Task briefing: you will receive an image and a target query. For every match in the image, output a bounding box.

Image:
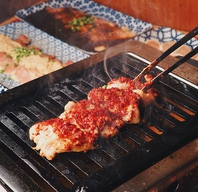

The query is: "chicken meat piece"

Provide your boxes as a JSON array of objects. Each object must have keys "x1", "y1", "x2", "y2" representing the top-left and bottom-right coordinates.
[
  {"x1": 88, "y1": 87, "x2": 141, "y2": 124},
  {"x1": 29, "y1": 98, "x2": 124, "y2": 159},
  {"x1": 29, "y1": 114, "x2": 98, "y2": 160},
  {"x1": 29, "y1": 76, "x2": 155, "y2": 160},
  {"x1": 60, "y1": 99, "x2": 124, "y2": 138},
  {"x1": 106, "y1": 77, "x2": 155, "y2": 104}
]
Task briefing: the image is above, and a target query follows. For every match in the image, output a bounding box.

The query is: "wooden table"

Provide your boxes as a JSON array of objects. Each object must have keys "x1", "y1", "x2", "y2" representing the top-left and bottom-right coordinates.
[
  {"x1": 94, "y1": 0, "x2": 198, "y2": 32},
  {"x1": 0, "y1": 0, "x2": 41, "y2": 23}
]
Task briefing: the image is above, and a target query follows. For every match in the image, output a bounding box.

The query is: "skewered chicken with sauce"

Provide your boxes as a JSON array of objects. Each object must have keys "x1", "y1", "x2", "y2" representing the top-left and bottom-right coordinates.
[{"x1": 29, "y1": 76, "x2": 155, "y2": 160}]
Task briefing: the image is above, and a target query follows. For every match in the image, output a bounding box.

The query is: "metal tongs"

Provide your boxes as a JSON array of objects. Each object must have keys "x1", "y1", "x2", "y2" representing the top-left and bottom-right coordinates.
[{"x1": 134, "y1": 26, "x2": 198, "y2": 91}]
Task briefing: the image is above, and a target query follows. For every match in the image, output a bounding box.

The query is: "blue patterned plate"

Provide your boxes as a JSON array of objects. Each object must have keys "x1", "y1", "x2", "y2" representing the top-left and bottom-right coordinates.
[
  {"x1": 135, "y1": 26, "x2": 198, "y2": 50},
  {"x1": 0, "y1": 84, "x2": 7, "y2": 94},
  {"x1": 0, "y1": 22, "x2": 89, "y2": 93},
  {"x1": 16, "y1": 0, "x2": 152, "y2": 53}
]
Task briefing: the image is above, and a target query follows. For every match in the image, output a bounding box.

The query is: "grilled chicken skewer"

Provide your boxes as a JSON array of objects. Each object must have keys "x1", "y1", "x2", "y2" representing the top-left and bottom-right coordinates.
[{"x1": 29, "y1": 76, "x2": 153, "y2": 160}]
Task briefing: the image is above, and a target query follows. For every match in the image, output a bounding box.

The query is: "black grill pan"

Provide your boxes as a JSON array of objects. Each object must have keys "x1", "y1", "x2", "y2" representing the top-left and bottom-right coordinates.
[{"x1": 0, "y1": 41, "x2": 197, "y2": 192}]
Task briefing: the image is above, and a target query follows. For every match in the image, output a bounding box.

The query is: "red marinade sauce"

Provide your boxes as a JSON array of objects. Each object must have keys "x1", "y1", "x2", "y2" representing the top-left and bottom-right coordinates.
[
  {"x1": 88, "y1": 87, "x2": 140, "y2": 120},
  {"x1": 41, "y1": 117, "x2": 96, "y2": 145},
  {"x1": 38, "y1": 77, "x2": 141, "y2": 143}
]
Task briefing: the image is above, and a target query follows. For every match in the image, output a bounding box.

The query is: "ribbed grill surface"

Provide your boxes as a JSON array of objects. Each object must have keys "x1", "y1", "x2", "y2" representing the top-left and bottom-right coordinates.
[{"x1": 0, "y1": 53, "x2": 197, "y2": 192}]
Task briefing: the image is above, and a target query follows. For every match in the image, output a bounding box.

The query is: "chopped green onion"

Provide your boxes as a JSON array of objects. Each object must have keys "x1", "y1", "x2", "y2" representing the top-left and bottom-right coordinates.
[
  {"x1": 6, "y1": 54, "x2": 12, "y2": 59},
  {"x1": 13, "y1": 47, "x2": 42, "y2": 63},
  {"x1": 0, "y1": 69, "x2": 5, "y2": 74},
  {"x1": 68, "y1": 16, "x2": 94, "y2": 31}
]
